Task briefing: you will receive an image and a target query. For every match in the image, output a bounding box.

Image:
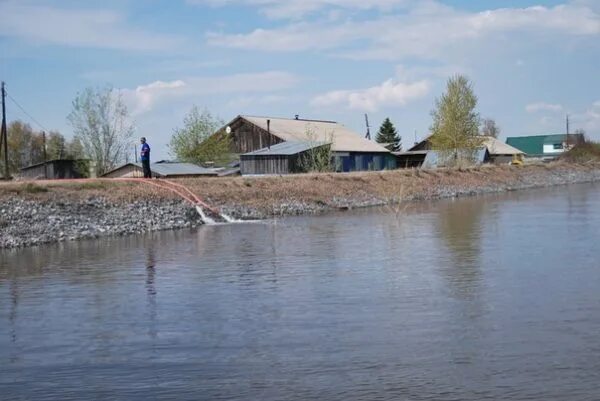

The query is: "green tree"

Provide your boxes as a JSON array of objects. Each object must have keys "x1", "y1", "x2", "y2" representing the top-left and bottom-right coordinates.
[
  {"x1": 66, "y1": 137, "x2": 85, "y2": 159},
  {"x1": 6, "y1": 121, "x2": 38, "y2": 173},
  {"x1": 430, "y1": 75, "x2": 482, "y2": 165},
  {"x1": 46, "y1": 131, "x2": 67, "y2": 159},
  {"x1": 169, "y1": 106, "x2": 231, "y2": 165},
  {"x1": 480, "y1": 118, "x2": 500, "y2": 138},
  {"x1": 375, "y1": 117, "x2": 401, "y2": 151},
  {"x1": 67, "y1": 86, "x2": 134, "y2": 175}
]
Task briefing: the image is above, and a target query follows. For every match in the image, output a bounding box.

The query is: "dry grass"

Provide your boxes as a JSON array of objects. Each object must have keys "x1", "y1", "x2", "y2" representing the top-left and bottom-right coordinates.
[{"x1": 1, "y1": 162, "x2": 599, "y2": 214}]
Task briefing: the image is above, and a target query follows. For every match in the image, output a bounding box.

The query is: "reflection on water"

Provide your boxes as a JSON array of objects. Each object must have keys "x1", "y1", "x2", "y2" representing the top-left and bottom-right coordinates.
[
  {"x1": 2, "y1": 184, "x2": 600, "y2": 400},
  {"x1": 436, "y1": 197, "x2": 486, "y2": 300}
]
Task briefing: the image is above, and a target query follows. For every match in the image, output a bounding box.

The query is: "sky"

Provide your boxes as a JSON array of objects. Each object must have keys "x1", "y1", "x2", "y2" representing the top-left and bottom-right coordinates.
[{"x1": 1, "y1": 0, "x2": 599, "y2": 160}]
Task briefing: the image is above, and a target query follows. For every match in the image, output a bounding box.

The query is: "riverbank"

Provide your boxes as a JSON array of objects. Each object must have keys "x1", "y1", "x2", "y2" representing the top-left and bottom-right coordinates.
[{"x1": 2, "y1": 162, "x2": 600, "y2": 249}]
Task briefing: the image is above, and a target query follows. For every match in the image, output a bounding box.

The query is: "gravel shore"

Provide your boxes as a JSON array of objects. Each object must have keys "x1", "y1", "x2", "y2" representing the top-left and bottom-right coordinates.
[
  {"x1": 2, "y1": 163, "x2": 600, "y2": 249},
  {"x1": 0, "y1": 198, "x2": 202, "y2": 249}
]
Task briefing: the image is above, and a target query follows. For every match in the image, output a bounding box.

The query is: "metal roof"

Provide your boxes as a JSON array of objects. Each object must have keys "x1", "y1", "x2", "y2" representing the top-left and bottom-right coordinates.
[
  {"x1": 102, "y1": 162, "x2": 221, "y2": 177},
  {"x1": 481, "y1": 136, "x2": 524, "y2": 155},
  {"x1": 393, "y1": 150, "x2": 429, "y2": 156},
  {"x1": 238, "y1": 116, "x2": 391, "y2": 153},
  {"x1": 20, "y1": 159, "x2": 83, "y2": 171},
  {"x1": 409, "y1": 134, "x2": 523, "y2": 156},
  {"x1": 242, "y1": 141, "x2": 330, "y2": 156},
  {"x1": 150, "y1": 162, "x2": 220, "y2": 176}
]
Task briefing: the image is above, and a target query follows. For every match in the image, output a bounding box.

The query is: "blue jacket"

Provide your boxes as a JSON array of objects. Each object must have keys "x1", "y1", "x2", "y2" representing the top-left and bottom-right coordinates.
[{"x1": 141, "y1": 143, "x2": 150, "y2": 161}]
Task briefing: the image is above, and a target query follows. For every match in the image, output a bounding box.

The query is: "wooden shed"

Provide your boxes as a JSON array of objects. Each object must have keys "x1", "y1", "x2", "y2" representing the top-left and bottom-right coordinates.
[
  {"x1": 240, "y1": 141, "x2": 330, "y2": 175},
  {"x1": 19, "y1": 159, "x2": 87, "y2": 179}
]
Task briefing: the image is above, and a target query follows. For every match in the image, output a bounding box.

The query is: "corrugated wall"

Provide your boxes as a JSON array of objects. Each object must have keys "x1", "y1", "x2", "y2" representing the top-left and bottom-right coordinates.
[{"x1": 241, "y1": 155, "x2": 291, "y2": 175}]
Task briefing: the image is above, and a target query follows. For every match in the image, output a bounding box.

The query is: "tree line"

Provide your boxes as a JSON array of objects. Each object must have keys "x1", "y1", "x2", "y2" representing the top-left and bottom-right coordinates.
[
  {"x1": 6, "y1": 75, "x2": 584, "y2": 176},
  {"x1": 5, "y1": 121, "x2": 84, "y2": 174}
]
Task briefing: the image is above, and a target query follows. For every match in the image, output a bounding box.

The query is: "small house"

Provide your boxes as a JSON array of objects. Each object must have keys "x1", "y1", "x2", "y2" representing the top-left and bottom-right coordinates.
[
  {"x1": 222, "y1": 115, "x2": 396, "y2": 174},
  {"x1": 395, "y1": 135, "x2": 523, "y2": 167}
]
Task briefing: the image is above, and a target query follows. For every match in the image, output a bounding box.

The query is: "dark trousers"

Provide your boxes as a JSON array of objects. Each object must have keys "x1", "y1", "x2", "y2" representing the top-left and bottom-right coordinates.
[{"x1": 142, "y1": 159, "x2": 151, "y2": 178}]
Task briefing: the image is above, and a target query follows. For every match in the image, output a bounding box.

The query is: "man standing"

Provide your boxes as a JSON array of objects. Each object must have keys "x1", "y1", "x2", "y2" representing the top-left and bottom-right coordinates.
[{"x1": 140, "y1": 137, "x2": 151, "y2": 178}]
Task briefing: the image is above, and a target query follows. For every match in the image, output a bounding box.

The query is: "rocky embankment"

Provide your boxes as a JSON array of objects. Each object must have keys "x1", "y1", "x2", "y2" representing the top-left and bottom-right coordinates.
[
  {"x1": 0, "y1": 198, "x2": 202, "y2": 249},
  {"x1": 2, "y1": 163, "x2": 600, "y2": 249}
]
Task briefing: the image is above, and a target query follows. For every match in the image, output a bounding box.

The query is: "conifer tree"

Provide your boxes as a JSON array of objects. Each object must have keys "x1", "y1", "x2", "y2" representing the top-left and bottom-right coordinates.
[{"x1": 375, "y1": 117, "x2": 401, "y2": 152}]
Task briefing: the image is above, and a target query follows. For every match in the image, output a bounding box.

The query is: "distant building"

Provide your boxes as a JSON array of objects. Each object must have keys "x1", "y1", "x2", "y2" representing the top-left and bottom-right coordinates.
[
  {"x1": 222, "y1": 115, "x2": 396, "y2": 174},
  {"x1": 395, "y1": 135, "x2": 523, "y2": 167},
  {"x1": 102, "y1": 162, "x2": 227, "y2": 178},
  {"x1": 506, "y1": 134, "x2": 585, "y2": 158},
  {"x1": 19, "y1": 159, "x2": 88, "y2": 179}
]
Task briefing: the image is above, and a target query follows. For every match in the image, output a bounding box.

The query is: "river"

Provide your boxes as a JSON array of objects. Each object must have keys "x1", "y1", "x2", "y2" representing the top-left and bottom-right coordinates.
[{"x1": 2, "y1": 183, "x2": 600, "y2": 400}]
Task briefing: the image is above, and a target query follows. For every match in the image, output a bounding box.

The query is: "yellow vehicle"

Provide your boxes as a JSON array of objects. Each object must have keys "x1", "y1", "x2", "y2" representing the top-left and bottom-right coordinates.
[{"x1": 511, "y1": 154, "x2": 524, "y2": 166}]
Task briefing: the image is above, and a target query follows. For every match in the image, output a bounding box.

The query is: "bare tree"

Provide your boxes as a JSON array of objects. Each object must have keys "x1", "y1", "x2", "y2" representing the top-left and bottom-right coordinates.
[
  {"x1": 481, "y1": 118, "x2": 500, "y2": 138},
  {"x1": 67, "y1": 86, "x2": 134, "y2": 175}
]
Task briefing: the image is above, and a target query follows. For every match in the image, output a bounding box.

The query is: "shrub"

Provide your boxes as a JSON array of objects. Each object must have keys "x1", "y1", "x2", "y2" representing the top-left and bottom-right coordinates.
[{"x1": 561, "y1": 142, "x2": 600, "y2": 163}]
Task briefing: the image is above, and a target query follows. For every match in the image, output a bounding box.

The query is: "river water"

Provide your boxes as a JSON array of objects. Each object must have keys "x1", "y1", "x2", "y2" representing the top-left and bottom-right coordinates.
[{"x1": 2, "y1": 183, "x2": 600, "y2": 400}]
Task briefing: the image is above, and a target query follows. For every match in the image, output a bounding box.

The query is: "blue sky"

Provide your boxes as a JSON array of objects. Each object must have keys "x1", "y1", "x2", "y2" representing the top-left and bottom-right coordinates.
[{"x1": 1, "y1": 0, "x2": 599, "y2": 160}]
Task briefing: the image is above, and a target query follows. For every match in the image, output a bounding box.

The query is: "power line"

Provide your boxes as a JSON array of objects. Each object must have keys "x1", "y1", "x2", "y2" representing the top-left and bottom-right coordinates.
[{"x1": 4, "y1": 89, "x2": 51, "y2": 133}]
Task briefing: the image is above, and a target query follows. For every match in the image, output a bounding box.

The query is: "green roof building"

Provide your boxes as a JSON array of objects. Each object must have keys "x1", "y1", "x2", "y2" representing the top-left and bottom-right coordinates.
[{"x1": 506, "y1": 134, "x2": 584, "y2": 157}]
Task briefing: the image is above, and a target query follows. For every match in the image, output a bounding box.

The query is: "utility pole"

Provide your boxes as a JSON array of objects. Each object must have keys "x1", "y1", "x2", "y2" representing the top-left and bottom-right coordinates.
[
  {"x1": 42, "y1": 131, "x2": 48, "y2": 179},
  {"x1": 267, "y1": 119, "x2": 271, "y2": 150},
  {"x1": 365, "y1": 114, "x2": 371, "y2": 140},
  {"x1": 1, "y1": 82, "x2": 8, "y2": 180}
]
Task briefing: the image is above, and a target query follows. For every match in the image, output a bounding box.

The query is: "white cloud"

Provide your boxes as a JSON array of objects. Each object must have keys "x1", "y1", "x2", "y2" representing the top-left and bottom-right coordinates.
[
  {"x1": 526, "y1": 102, "x2": 564, "y2": 113},
  {"x1": 189, "y1": 0, "x2": 411, "y2": 19},
  {"x1": 207, "y1": 22, "x2": 361, "y2": 52},
  {"x1": 122, "y1": 71, "x2": 300, "y2": 116},
  {"x1": 207, "y1": 3, "x2": 600, "y2": 60},
  {"x1": 311, "y1": 79, "x2": 430, "y2": 111},
  {"x1": 0, "y1": 1, "x2": 182, "y2": 51},
  {"x1": 122, "y1": 80, "x2": 187, "y2": 116}
]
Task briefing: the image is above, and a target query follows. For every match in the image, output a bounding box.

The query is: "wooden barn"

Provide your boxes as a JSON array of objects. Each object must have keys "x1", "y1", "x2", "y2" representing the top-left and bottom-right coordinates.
[{"x1": 223, "y1": 115, "x2": 395, "y2": 174}]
